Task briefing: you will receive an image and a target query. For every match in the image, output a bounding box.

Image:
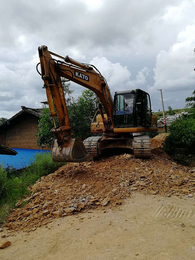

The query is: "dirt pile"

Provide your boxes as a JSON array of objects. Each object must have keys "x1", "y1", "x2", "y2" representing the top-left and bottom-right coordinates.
[
  {"x1": 151, "y1": 133, "x2": 169, "y2": 149},
  {"x1": 4, "y1": 139, "x2": 195, "y2": 232}
]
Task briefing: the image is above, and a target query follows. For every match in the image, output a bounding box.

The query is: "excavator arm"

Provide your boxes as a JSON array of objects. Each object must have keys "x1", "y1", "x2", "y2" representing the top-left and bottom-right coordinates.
[{"x1": 38, "y1": 45, "x2": 113, "y2": 162}]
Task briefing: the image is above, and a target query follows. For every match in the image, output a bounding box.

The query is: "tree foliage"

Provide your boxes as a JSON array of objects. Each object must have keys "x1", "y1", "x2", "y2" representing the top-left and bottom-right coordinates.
[
  {"x1": 186, "y1": 90, "x2": 195, "y2": 108},
  {"x1": 168, "y1": 106, "x2": 175, "y2": 115},
  {"x1": 36, "y1": 88, "x2": 98, "y2": 148},
  {"x1": 164, "y1": 117, "x2": 195, "y2": 155},
  {"x1": 164, "y1": 90, "x2": 195, "y2": 159},
  {"x1": 0, "y1": 118, "x2": 7, "y2": 125},
  {"x1": 68, "y1": 90, "x2": 98, "y2": 139},
  {"x1": 36, "y1": 108, "x2": 55, "y2": 148}
]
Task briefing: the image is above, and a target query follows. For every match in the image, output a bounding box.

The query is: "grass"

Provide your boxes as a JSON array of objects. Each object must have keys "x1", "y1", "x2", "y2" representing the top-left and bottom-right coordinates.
[{"x1": 0, "y1": 153, "x2": 64, "y2": 225}]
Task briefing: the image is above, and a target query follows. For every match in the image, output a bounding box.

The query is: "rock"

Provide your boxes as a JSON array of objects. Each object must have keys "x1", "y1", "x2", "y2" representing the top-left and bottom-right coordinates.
[
  {"x1": 138, "y1": 181, "x2": 146, "y2": 186},
  {"x1": 43, "y1": 201, "x2": 53, "y2": 209},
  {"x1": 32, "y1": 205, "x2": 39, "y2": 209},
  {"x1": 30, "y1": 192, "x2": 40, "y2": 200},
  {"x1": 15, "y1": 201, "x2": 22, "y2": 207},
  {"x1": 175, "y1": 180, "x2": 183, "y2": 186},
  {"x1": 33, "y1": 213, "x2": 43, "y2": 219},
  {"x1": 23, "y1": 211, "x2": 32, "y2": 217},
  {"x1": 53, "y1": 211, "x2": 62, "y2": 218},
  {"x1": 42, "y1": 210, "x2": 50, "y2": 216},
  {"x1": 101, "y1": 198, "x2": 110, "y2": 206},
  {"x1": 64, "y1": 207, "x2": 75, "y2": 213},
  {"x1": 82, "y1": 184, "x2": 86, "y2": 189},
  {"x1": 147, "y1": 190, "x2": 157, "y2": 195},
  {"x1": 77, "y1": 201, "x2": 85, "y2": 209},
  {"x1": 130, "y1": 187, "x2": 138, "y2": 191},
  {"x1": 0, "y1": 241, "x2": 11, "y2": 249},
  {"x1": 0, "y1": 228, "x2": 3, "y2": 232},
  {"x1": 182, "y1": 188, "x2": 190, "y2": 194},
  {"x1": 59, "y1": 202, "x2": 67, "y2": 207},
  {"x1": 32, "y1": 208, "x2": 39, "y2": 214}
]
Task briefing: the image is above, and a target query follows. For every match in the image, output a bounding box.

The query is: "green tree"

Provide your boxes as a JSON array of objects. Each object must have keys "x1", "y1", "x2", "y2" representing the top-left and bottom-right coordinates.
[
  {"x1": 68, "y1": 90, "x2": 98, "y2": 139},
  {"x1": 62, "y1": 80, "x2": 74, "y2": 105},
  {"x1": 164, "y1": 118, "x2": 195, "y2": 155},
  {"x1": 186, "y1": 90, "x2": 195, "y2": 108},
  {"x1": 36, "y1": 89, "x2": 98, "y2": 148},
  {"x1": 168, "y1": 106, "x2": 175, "y2": 115},
  {"x1": 36, "y1": 81, "x2": 72, "y2": 148},
  {"x1": 36, "y1": 108, "x2": 55, "y2": 148},
  {"x1": 0, "y1": 118, "x2": 7, "y2": 125},
  {"x1": 164, "y1": 90, "x2": 195, "y2": 161}
]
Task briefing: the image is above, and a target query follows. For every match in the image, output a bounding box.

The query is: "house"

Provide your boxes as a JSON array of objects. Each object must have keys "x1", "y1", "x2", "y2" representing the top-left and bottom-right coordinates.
[{"x1": 0, "y1": 106, "x2": 43, "y2": 150}]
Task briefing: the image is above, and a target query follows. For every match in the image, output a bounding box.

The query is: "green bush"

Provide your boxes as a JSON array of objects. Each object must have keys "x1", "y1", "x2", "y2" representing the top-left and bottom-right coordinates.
[
  {"x1": 0, "y1": 167, "x2": 7, "y2": 197},
  {"x1": 0, "y1": 153, "x2": 64, "y2": 224},
  {"x1": 164, "y1": 117, "x2": 195, "y2": 155},
  {"x1": 36, "y1": 108, "x2": 55, "y2": 148}
]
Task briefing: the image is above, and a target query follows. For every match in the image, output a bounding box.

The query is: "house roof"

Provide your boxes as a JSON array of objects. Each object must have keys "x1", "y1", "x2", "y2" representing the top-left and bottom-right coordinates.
[
  {"x1": 0, "y1": 106, "x2": 43, "y2": 130},
  {"x1": 0, "y1": 144, "x2": 17, "y2": 155}
]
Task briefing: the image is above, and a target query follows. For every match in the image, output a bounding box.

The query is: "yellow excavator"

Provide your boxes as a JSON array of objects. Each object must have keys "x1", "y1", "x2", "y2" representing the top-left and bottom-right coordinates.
[{"x1": 37, "y1": 45, "x2": 157, "y2": 162}]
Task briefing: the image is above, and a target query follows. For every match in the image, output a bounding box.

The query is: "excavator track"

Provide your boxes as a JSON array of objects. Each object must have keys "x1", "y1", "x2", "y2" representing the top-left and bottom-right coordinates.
[
  {"x1": 133, "y1": 135, "x2": 151, "y2": 158},
  {"x1": 83, "y1": 136, "x2": 102, "y2": 159}
]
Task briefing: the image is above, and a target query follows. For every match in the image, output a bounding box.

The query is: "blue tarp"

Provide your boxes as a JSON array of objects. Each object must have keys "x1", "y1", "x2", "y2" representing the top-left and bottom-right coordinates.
[{"x1": 0, "y1": 148, "x2": 50, "y2": 170}]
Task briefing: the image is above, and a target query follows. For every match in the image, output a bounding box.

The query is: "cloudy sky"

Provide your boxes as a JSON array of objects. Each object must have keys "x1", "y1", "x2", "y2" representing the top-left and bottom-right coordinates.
[{"x1": 0, "y1": 0, "x2": 195, "y2": 118}]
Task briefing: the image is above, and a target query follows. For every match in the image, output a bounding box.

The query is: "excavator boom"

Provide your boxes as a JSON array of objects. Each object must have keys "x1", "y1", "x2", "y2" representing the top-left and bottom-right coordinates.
[{"x1": 38, "y1": 45, "x2": 114, "y2": 162}]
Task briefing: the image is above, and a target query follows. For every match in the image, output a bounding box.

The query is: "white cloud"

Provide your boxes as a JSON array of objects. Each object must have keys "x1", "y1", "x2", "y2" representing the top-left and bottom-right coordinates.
[
  {"x1": 82, "y1": 0, "x2": 103, "y2": 11},
  {"x1": 151, "y1": 24, "x2": 195, "y2": 92},
  {"x1": 89, "y1": 56, "x2": 150, "y2": 96},
  {"x1": 0, "y1": 0, "x2": 195, "y2": 117}
]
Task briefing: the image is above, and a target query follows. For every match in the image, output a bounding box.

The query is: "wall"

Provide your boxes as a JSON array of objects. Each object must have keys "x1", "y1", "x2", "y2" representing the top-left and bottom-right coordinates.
[
  {"x1": 0, "y1": 131, "x2": 6, "y2": 145},
  {"x1": 5, "y1": 114, "x2": 41, "y2": 149}
]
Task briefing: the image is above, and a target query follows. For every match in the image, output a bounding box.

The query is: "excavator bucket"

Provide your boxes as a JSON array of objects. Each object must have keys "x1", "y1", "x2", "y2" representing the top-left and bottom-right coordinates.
[{"x1": 51, "y1": 138, "x2": 92, "y2": 162}]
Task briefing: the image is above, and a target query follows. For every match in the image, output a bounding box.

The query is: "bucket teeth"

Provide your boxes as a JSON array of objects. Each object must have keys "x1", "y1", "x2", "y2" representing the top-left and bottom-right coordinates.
[{"x1": 51, "y1": 138, "x2": 93, "y2": 162}]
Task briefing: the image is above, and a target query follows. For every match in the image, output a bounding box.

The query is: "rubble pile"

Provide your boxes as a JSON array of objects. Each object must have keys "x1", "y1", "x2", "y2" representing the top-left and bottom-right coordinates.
[{"x1": 4, "y1": 134, "x2": 195, "y2": 232}]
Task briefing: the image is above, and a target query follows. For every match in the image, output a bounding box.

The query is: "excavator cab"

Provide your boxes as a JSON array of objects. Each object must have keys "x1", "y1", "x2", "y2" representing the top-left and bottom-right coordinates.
[{"x1": 113, "y1": 89, "x2": 152, "y2": 128}]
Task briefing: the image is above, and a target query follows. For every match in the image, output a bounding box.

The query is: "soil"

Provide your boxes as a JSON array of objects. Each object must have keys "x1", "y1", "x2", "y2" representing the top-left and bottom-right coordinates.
[{"x1": 1, "y1": 134, "x2": 195, "y2": 259}]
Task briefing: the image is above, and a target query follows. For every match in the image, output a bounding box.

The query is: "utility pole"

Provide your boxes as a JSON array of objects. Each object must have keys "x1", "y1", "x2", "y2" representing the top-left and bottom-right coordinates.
[{"x1": 159, "y1": 89, "x2": 167, "y2": 133}]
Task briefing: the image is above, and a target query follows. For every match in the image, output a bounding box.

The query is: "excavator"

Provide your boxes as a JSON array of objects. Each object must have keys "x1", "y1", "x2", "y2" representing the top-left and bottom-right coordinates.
[{"x1": 37, "y1": 45, "x2": 157, "y2": 162}]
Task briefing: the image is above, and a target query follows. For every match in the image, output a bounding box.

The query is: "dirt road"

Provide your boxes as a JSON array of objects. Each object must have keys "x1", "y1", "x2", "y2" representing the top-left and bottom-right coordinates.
[{"x1": 1, "y1": 193, "x2": 195, "y2": 260}]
